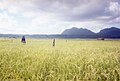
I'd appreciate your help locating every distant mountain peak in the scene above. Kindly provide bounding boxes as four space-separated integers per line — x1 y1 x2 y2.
98 27 120 36
110 27 118 29
102 27 119 30
62 27 95 35
71 27 79 29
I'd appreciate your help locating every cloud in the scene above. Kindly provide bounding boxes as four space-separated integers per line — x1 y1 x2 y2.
0 11 19 33
0 0 119 22
107 1 120 24
0 12 17 28
0 0 120 34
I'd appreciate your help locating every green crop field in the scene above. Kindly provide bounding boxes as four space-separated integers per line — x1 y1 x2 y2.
0 38 120 81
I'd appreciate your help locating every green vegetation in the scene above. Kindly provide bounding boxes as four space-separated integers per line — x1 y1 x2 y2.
0 38 120 81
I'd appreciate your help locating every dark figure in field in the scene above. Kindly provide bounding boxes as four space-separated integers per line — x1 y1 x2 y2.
97 38 105 40
53 39 55 47
21 36 26 43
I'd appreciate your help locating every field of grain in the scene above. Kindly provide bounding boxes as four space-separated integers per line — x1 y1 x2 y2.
0 38 120 81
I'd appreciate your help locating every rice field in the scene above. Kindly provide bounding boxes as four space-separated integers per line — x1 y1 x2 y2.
0 38 120 81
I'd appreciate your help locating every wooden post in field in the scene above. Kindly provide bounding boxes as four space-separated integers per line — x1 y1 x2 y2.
53 39 55 47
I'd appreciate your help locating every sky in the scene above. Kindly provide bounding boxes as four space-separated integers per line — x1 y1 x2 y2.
0 0 120 34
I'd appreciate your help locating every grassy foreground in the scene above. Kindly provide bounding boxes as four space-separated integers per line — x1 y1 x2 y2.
0 38 120 81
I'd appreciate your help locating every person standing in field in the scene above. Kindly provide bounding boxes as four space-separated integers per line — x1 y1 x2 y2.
21 36 26 43
53 39 55 47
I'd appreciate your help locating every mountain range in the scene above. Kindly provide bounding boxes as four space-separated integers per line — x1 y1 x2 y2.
0 27 120 38
62 27 120 38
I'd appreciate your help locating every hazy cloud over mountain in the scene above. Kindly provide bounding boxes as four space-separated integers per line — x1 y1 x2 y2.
0 0 120 34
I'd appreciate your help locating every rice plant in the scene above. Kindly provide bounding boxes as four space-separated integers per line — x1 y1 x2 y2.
0 38 120 81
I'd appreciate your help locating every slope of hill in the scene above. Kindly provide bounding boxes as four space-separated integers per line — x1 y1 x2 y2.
98 27 120 38
62 27 95 35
